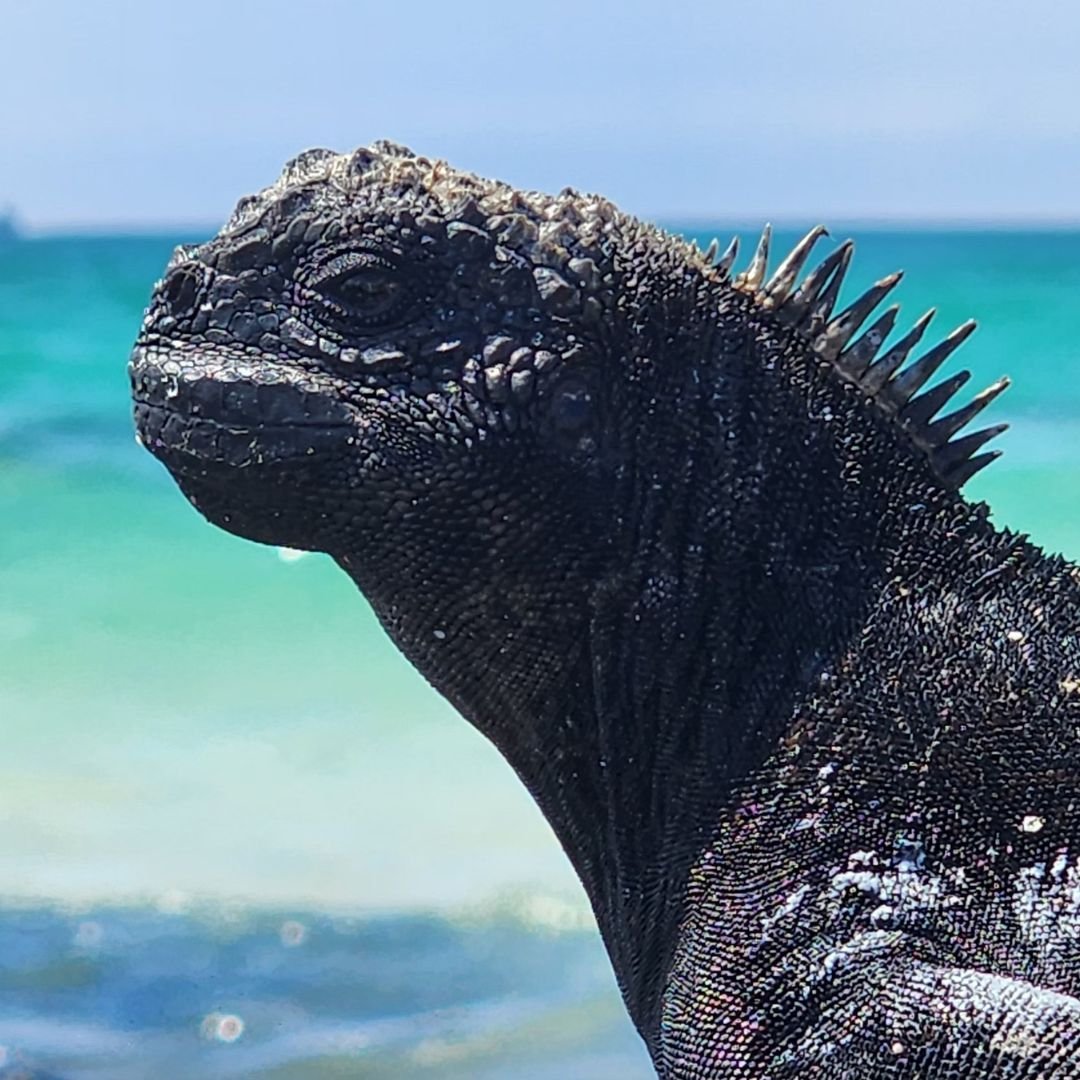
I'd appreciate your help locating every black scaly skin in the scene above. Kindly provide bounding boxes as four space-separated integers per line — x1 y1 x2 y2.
129 142 1080 1077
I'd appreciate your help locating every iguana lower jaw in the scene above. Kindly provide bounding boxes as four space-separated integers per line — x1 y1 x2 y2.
130 342 366 548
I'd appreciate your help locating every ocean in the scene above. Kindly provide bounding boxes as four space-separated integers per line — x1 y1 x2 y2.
1 227 1078 1077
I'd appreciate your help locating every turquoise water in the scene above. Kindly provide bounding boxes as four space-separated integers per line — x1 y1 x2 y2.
1 228 1078 1076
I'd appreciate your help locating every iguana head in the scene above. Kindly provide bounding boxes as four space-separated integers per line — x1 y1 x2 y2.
130 139 1008 719
131 141 628 549
131 141 680 716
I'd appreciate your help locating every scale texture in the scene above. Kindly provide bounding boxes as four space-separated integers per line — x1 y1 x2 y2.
129 142 1080 1077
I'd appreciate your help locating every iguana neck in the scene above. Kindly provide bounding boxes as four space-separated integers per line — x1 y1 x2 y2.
340 282 1002 1051
494 292 1002 1046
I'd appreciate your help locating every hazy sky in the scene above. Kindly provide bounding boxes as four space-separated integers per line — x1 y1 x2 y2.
3 0 1079 228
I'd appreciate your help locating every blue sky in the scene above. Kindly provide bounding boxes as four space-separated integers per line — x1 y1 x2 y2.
3 0 1078 228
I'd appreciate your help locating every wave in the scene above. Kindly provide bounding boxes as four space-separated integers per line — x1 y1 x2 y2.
0 902 650 1079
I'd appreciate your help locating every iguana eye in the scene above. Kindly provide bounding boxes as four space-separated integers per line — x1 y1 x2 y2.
329 267 401 317
310 252 407 327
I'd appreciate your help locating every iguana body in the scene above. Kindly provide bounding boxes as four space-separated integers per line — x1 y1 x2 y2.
129 142 1080 1076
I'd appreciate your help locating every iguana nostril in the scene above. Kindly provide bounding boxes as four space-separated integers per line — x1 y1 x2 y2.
160 265 202 315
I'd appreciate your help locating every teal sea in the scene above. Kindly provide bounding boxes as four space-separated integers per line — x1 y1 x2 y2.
1 228 1078 1077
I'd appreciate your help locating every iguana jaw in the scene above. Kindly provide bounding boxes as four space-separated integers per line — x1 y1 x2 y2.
130 342 362 548
131 341 355 452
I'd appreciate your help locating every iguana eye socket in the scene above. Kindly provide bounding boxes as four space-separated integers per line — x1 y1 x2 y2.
309 252 407 328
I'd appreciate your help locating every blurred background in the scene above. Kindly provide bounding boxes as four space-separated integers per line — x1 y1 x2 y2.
1 1 1078 1076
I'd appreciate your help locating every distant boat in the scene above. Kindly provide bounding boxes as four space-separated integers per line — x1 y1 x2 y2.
0 207 21 244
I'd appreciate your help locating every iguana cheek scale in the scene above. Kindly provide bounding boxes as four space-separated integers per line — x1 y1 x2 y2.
129 141 1080 1078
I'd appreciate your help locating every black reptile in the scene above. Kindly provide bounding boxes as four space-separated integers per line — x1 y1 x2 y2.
129 142 1080 1077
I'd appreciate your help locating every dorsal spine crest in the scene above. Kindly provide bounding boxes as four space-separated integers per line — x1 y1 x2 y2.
711 226 1010 489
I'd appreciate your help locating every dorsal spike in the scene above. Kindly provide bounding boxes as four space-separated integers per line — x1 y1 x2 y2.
933 423 1010 474
881 320 978 412
735 224 772 290
859 310 935 395
941 449 1003 488
803 244 854 334
762 225 828 305
703 237 719 264
814 272 903 362
778 240 854 326
925 377 1011 446
716 236 739 277
900 370 972 434
836 305 899 380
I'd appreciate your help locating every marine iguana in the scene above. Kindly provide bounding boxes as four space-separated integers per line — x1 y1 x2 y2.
129 142 1080 1077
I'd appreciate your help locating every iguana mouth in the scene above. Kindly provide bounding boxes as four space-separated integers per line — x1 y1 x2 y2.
133 399 354 471
130 345 355 473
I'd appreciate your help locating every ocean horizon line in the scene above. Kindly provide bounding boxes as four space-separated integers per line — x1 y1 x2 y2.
9 215 1080 240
